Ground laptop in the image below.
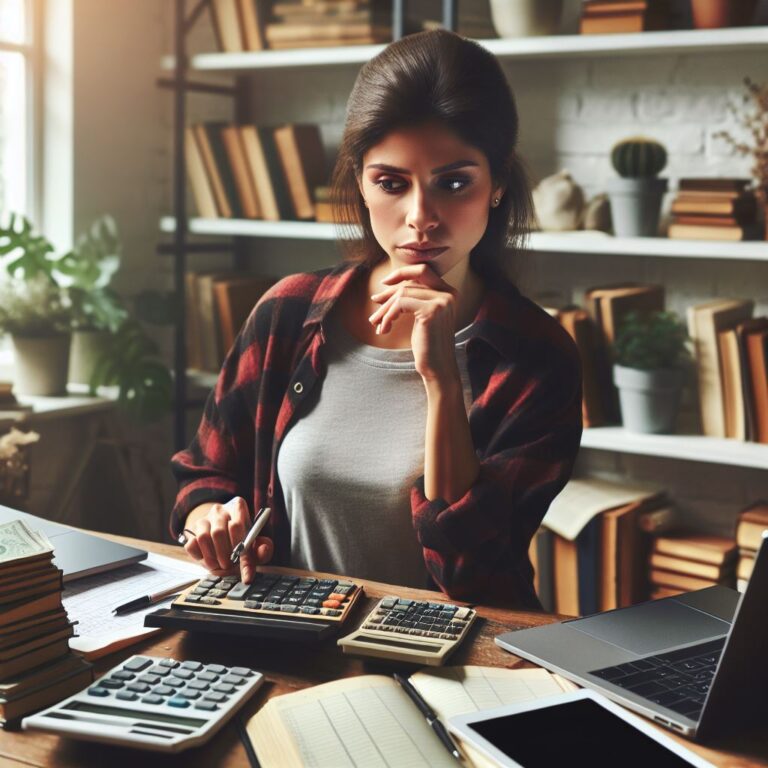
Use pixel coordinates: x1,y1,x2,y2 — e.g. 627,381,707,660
0,504,146,582
495,533,768,741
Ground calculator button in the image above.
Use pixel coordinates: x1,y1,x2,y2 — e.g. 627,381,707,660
181,661,203,671
200,597,221,605
154,685,175,697
116,691,139,701
262,602,280,611
322,599,341,609
280,605,298,613
126,683,151,693
188,680,210,691
184,595,201,603
226,582,252,600
173,669,194,680
158,659,180,668
304,598,322,607
123,657,153,672
380,598,397,609
111,670,135,681
206,664,227,675
203,692,228,703
100,679,124,689
213,683,236,694
149,666,171,677
138,674,161,686
244,600,264,610
192,587,209,596
194,701,219,711
230,667,254,677
207,589,228,598
300,606,320,614
168,697,190,708
454,607,471,620
165,677,185,688
198,671,219,683
221,675,246,686
179,690,201,700
142,694,164,705
201,577,220,586
88,687,110,697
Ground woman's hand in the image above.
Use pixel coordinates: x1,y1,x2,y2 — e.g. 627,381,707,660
368,263,460,385
182,498,273,584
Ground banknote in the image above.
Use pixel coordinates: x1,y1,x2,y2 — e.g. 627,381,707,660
0,520,54,564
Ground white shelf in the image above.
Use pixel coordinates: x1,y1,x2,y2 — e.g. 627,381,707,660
581,427,768,469
160,218,768,260
161,27,768,71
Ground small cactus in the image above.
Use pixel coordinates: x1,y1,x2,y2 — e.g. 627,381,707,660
611,138,667,178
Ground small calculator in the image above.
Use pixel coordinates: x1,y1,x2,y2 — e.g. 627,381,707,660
22,655,264,753
338,595,477,665
145,571,364,643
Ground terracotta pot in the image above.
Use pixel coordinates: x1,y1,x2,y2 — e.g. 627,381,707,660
690,0,757,29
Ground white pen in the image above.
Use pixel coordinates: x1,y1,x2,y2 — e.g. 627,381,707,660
230,507,271,565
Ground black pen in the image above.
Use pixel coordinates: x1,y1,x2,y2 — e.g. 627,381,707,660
112,581,197,615
393,673,462,761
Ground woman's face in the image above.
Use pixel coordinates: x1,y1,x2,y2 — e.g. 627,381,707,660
359,122,503,277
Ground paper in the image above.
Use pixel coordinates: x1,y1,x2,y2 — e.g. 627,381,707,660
0,519,53,563
62,552,205,659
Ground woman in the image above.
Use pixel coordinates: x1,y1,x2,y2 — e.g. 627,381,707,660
170,29,582,609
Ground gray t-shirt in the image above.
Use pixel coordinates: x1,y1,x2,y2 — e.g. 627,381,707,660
276,309,475,588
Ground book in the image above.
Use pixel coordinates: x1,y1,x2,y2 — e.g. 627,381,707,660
649,553,733,581
221,125,262,219
197,123,244,219
213,275,275,354
668,223,758,241
237,0,267,51
246,667,572,767
671,214,742,227
718,327,748,440
580,12,645,35
265,23,391,44
737,554,755,582
600,501,641,611
238,125,294,220
210,0,244,52
687,299,754,437
185,127,219,219
743,320,768,443
650,585,684,600
670,195,756,218
0,615,72,653
194,123,233,219
0,635,70,679
649,569,729,592
0,587,62,627
273,124,328,220
652,534,737,565
736,502,768,550
196,272,233,371
678,178,751,193
268,35,388,49
637,505,678,533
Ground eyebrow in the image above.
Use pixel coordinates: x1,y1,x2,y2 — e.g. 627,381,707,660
364,160,479,174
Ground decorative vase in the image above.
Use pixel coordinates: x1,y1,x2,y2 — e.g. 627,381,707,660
606,177,668,237
613,364,683,434
488,0,563,37
11,334,71,396
532,170,585,231
68,329,112,386
690,0,757,29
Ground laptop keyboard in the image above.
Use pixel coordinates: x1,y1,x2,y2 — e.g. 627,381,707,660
589,637,726,720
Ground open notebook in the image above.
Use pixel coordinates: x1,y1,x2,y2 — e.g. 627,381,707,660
247,666,577,767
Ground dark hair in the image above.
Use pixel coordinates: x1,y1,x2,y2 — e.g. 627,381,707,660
330,29,532,279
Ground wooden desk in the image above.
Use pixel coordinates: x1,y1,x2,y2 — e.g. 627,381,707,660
1,532,766,768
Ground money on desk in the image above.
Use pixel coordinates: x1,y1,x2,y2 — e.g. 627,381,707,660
0,519,53,564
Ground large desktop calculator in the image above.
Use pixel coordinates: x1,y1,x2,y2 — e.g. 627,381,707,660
22,655,264,752
338,595,478,665
145,571,364,643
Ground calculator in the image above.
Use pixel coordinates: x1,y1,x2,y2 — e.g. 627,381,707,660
338,595,478,665
145,571,364,644
22,655,264,753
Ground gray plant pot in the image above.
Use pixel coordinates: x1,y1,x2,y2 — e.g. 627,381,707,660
68,329,112,386
606,177,668,237
613,364,683,434
11,334,71,396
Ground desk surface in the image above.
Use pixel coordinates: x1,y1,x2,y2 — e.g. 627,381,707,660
2,532,766,768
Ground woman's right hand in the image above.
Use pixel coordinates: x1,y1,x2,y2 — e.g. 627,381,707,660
182,497,274,584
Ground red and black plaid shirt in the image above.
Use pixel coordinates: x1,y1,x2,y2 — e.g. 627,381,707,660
170,259,582,609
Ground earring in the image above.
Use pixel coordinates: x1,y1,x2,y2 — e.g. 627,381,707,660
492,197,500,208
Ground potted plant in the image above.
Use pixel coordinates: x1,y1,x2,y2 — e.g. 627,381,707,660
714,77,768,240
612,310,690,434
488,0,563,37
606,137,668,237
690,0,757,29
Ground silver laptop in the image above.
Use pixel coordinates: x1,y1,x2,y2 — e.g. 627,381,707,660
0,504,146,582
496,533,768,741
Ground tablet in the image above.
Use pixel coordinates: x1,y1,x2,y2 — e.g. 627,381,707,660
448,689,714,768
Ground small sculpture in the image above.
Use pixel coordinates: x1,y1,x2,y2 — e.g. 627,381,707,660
532,170,585,231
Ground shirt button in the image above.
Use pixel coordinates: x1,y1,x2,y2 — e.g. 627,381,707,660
293,382,304,394
267,484,273,498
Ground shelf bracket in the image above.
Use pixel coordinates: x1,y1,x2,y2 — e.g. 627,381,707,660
184,0,210,33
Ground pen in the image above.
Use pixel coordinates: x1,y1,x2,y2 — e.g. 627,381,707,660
230,507,271,565
112,581,196,615
394,673,462,761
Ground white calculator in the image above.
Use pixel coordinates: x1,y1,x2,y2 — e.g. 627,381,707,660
22,655,264,753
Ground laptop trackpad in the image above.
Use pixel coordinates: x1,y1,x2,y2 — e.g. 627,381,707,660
567,600,730,655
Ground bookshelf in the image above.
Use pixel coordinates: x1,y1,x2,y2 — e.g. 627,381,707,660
160,6,768,471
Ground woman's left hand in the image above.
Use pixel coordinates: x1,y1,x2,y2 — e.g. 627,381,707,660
369,263,460,384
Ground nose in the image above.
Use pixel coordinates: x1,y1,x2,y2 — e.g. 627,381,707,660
405,185,439,233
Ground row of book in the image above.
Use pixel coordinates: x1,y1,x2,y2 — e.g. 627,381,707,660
0,519,92,727
185,271,275,373
668,178,762,242
209,0,392,52
580,0,670,35
186,122,334,223
541,283,768,443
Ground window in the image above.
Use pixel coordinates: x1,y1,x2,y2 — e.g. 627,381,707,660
0,0,38,219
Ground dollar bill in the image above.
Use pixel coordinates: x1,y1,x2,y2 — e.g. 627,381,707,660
0,520,54,565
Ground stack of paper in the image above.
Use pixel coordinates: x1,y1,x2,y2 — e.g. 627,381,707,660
0,520,92,726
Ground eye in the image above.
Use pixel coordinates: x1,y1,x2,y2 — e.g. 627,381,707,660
440,176,472,192
373,177,407,193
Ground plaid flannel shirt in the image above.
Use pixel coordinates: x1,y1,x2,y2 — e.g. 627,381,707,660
170,259,582,608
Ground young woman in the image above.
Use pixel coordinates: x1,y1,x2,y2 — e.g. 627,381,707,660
170,29,582,609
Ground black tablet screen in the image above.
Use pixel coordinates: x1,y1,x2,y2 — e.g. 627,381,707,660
469,699,699,767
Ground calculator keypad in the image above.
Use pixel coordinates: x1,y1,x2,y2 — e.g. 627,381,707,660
362,597,472,640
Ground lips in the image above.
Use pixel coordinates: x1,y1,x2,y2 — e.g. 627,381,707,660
397,246,448,259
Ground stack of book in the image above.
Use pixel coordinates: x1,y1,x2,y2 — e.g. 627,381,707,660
735,501,768,592
579,0,670,34
186,122,328,222
649,533,737,598
687,299,768,442
668,178,760,242
0,519,92,727
534,477,670,616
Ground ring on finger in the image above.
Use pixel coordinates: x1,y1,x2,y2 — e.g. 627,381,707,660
177,527,197,546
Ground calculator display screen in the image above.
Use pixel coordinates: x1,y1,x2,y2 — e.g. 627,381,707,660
468,699,699,768
64,701,206,728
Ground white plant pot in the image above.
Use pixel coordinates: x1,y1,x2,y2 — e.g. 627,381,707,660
68,329,112,386
614,364,683,434
489,0,563,37
12,334,71,396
